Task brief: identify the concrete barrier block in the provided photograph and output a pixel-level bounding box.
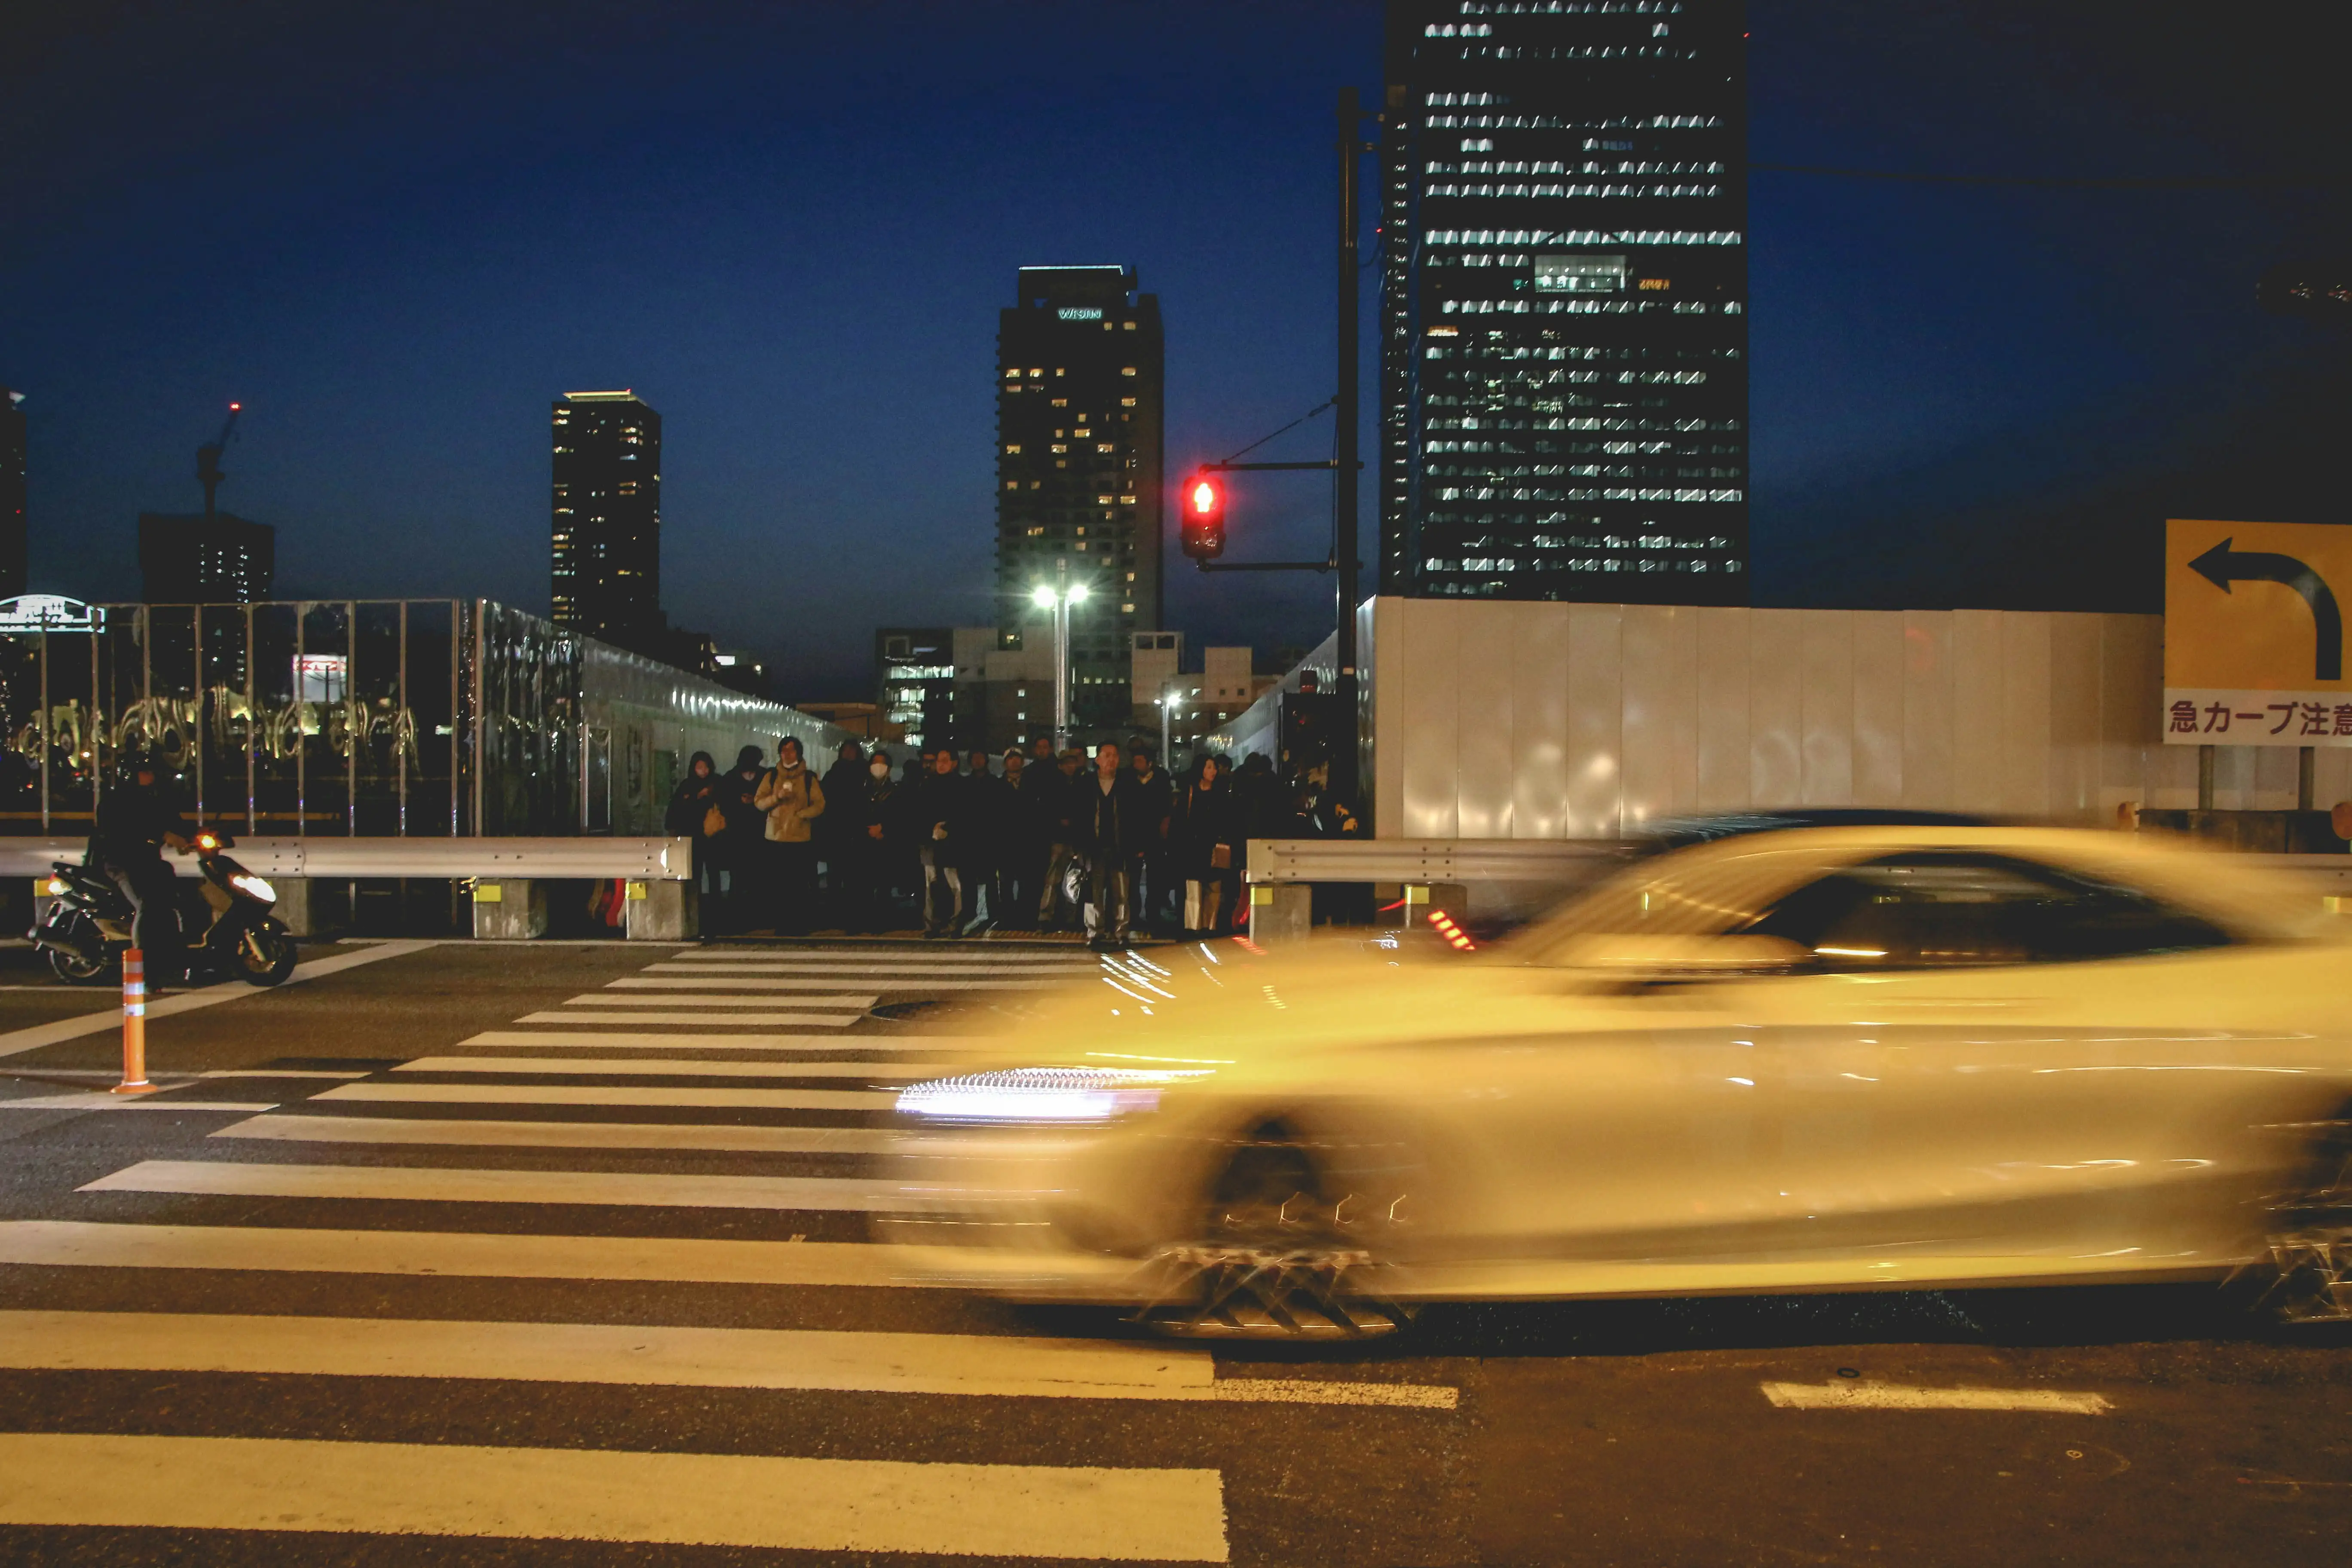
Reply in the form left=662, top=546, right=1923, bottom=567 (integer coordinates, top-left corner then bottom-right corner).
left=471, top=879, right=547, bottom=940
left=1249, top=883, right=1313, bottom=945
left=624, top=879, right=698, bottom=942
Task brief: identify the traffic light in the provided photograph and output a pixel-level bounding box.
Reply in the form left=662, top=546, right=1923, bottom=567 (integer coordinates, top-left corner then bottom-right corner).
left=1181, top=472, right=1226, bottom=561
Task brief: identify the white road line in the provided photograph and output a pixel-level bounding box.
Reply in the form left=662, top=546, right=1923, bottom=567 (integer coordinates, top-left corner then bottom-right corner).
left=198, top=1069, right=373, bottom=1079
left=0, top=940, right=435, bottom=1061
left=563, top=992, right=876, bottom=1008
left=0, top=1309, right=1454, bottom=1409
left=0, top=1432, right=1231, bottom=1561
left=608, top=976, right=1076, bottom=992
left=459, top=1031, right=988, bottom=1052
left=313, top=1081, right=894, bottom=1110
left=211, top=1115, right=899, bottom=1155
left=670, top=951, right=1089, bottom=965
left=646, top=961, right=1100, bottom=975
left=0, top=1219, right=955, bottom=1288
left=1760, top=1380, right=2112, bottom=1414
left=0, top=1095, right=279, bottom=1113
left=396, top=1056, right=956, bottom=1080
left=81, top=1159, right=917, bottom=1213
left=516, top=1010, right=861, bottom=1026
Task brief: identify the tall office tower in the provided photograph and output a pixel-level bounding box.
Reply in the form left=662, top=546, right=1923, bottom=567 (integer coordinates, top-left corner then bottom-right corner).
left=0, top=389, right=25, bottom=597
left=551, top=390, right=662, bottom=646
left=137, top=511, right=274, bottom=602
left=994, top=266, right=1165, bottom=730
left=1381, top=0, right=1748, bottom=604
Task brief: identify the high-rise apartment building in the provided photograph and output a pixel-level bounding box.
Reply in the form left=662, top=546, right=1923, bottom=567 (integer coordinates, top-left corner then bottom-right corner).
left=0, top=389, right=25, bottom=597
left=1381, top=0, right=1748, bottom=604
left=137, top=511, right=274, bottom=603
left=551, top=390, right=662, bottom=645
left=994, top=266, right=1165, bottom=730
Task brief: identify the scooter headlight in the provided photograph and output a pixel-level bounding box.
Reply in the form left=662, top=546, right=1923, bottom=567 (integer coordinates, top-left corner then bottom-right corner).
left=43, top=876, right=67, bottom=897
left=227, top=873, right=276, bottom=903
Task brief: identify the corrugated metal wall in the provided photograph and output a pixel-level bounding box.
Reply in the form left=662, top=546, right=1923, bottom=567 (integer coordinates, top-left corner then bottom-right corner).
left=1360, top=599, right=2352, bottom=839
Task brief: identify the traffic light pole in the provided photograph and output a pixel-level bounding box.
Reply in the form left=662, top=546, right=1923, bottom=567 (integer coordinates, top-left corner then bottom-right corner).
left=1332, top=84, right=1363, bottom=811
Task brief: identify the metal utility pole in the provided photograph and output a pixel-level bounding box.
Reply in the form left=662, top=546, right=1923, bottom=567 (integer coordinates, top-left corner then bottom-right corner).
left=1333, top=86, right=1363, bottom=809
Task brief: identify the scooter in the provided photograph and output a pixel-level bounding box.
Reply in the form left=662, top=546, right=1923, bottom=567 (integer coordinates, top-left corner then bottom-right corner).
left=30, top=828, right=299, bottom=988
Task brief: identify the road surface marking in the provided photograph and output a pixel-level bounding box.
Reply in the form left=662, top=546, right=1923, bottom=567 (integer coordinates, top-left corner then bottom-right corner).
left=395, top=1056, right=957, bottom=1079
left=0, top=1095, right=278, bottom=1113
left=0, top=940, right=435, bottom=1061
left=211, top=1114, right=900, bottom=1155
left=1760, top=1380, right=2112, bottom=1414
left=0, top=1432, right=1230, bottom=1561
left=468, top=1029, right=987, bottom=1050
left=515, top=1010, right=861, bottom=1026
left=563, top=992, right=876, bottom=1008
left=645, top=961, right=1100, bottom=975
left=0, top=1309, right=1452, bottom=1408
left=313, top=1081, right=896, bottom=1109
left=608, top=976, right=1080, bottom=992
left=669, top=951, right=1090, bottom=964
left=83, top=1160, right=916, bottom=1213
left=198, top=1069, right=374, bottom=1078
left=0, top=1219, right=953, bottom=1287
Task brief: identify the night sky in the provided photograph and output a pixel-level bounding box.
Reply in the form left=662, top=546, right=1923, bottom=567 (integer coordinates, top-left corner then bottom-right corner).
left=4, top=1, right=2347, bottom=700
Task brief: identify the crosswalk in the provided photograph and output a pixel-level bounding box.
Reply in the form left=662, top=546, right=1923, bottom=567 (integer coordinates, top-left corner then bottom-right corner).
left=0, top=939, right=1458, bottom=1562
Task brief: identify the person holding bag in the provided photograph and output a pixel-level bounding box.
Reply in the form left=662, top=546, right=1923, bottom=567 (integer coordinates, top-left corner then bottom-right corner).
left=753, top=736, right=827, bottom=935
left=1174, top=754, right=1242, bottom=935
left=665, top=750, right=731, bottom=923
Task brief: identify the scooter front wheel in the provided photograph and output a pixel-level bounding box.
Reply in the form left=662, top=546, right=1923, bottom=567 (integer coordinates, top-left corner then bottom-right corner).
left=234, top=923, right=299, bottom=986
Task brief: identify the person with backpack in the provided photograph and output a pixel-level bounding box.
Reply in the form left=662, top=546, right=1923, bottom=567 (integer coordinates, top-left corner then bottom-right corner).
left=753, top=737, right=826, bottom=935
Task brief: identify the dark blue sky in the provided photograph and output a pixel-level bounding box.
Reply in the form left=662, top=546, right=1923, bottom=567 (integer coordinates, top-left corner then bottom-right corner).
left=5, top=1, right=2346, bottom=698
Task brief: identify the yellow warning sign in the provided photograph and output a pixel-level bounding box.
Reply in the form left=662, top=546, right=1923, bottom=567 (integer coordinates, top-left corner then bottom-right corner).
left=2165, top=518, right=2352, bottom=747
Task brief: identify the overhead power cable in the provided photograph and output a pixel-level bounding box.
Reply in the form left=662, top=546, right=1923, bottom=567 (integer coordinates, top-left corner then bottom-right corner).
left=1221, top=398, right=1337, bottom=465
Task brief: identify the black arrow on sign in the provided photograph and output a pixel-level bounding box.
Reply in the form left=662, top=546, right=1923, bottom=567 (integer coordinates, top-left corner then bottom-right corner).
left=2189, top=539, right=2343, bottom=681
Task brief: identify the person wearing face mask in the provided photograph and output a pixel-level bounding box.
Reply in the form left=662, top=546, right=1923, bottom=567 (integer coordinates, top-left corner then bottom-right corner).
left=753, top=736, right=827, bottom=935
left=859, top=750, right=902, bottom=931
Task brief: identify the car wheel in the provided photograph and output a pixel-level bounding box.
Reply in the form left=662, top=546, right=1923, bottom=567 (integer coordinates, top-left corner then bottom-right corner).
left=1129, top=1119, right=1416, bottom=1341
left=2233, top=1107, right=2352, bottom=1327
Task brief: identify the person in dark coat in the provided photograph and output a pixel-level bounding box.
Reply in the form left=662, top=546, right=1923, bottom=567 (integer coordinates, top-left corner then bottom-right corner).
left=665, top=750, right=727, bottom=920
left=1127, top=744, right=1176, bottom=935
left=1173, top=754, right=1243, bottom=934
left=1035, top=747, right=1087, bottom=932
left=903, top=748, right=974, bottom=937
left=1074, top=739, right=1150, bottom=950
left=858, top=750, right=904, bottom=931
left=92, top=750, right=190, bottom=986
left=711, top=744, right=767, bottom=932
left=959, top=749, right=1012, bottom=931
left=993, top=748, right=1039, bottom=930
left=817, top=741, right=871, bottom=931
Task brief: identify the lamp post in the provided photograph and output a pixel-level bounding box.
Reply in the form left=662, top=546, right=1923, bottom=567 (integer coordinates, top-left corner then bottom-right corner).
left=1031, top=572, right=1090, bottom=750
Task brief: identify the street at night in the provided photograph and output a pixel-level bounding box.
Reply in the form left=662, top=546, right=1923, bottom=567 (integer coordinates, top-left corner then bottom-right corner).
left=0, top=936, right=2348, bottom=1565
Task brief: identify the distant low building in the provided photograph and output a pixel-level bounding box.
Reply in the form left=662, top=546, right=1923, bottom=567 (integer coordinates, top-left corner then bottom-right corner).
left=137, top=511, right=274, bottom=603
left=795, top=700, right=897, bottom=744
left=710, top=650, right=770, bottom=701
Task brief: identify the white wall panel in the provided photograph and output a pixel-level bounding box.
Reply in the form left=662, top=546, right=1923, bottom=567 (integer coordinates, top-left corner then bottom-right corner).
left=1948, top=611, right=2005, bottom=817
left=2000, top=614, right=2054, bottom=818
left=1748, top=610, right=1804, bottom=808
left=2047, top=614, right=2102, bottom=820
left=1661, top=606, right=1703, bottom=817
left=1851, top=612, right=1905, bottom=806
left=1619, top=606, right=1684, bottom=830
left=1799, top=614, right=1856, bottom=807
left=1694, top=608, right=1752, bottom=814
left=1452, top=602, right=1517, bottom=838
left=1510, top=602, right=1571, bottom=839
left=1900, top=612, right=1955, bottom=811
left=1398, top=600, right=1461, bottom=839
left=1563, top=605, right=1623, bottom=836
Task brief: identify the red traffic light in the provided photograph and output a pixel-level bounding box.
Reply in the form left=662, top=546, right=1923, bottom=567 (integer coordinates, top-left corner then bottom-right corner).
left=1181, top=471, right=1226, bottom=561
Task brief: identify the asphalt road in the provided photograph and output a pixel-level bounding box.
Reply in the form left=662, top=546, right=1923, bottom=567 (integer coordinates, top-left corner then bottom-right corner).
left=0, top=934, right=2344, bottom=1565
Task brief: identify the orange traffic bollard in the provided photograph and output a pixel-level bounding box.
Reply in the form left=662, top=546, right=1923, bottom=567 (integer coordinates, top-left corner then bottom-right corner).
left=111, top=947, right=154, bottom=1095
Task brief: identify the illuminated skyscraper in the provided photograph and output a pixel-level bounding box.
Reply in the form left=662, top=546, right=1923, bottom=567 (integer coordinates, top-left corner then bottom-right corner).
left=993, top=266, right=1164, bottom=729
left=1381, top=0, right=1748, bottom=604
left=551, top=390, right=662, bottom=643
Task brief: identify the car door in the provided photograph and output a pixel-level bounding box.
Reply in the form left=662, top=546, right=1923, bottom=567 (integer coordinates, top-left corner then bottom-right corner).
left=1730, top=852, right=2257, bottom=1269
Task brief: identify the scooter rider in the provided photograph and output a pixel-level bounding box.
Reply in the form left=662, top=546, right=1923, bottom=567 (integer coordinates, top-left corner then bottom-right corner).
left=92, top=749, right=190, bottom=989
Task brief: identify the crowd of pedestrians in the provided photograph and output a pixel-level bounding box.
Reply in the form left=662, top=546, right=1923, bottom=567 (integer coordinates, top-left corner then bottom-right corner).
left=665, top=735, right=1360, bottom=949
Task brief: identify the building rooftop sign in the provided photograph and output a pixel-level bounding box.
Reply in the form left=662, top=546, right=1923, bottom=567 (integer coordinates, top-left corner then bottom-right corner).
left=0, top=595, right=105, bottom=633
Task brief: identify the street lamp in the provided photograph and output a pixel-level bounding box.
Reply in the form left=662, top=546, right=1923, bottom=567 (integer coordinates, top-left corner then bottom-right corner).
left=1032, top=574, right=1090, bottom=749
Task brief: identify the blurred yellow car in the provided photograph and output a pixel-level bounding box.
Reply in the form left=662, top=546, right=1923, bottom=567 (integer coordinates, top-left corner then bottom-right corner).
left=888, top=825, right=2352, bottom=1338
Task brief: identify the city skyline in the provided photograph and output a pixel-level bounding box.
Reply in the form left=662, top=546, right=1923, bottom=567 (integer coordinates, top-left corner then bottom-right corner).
left=3, top=3, right=2346, bottom=699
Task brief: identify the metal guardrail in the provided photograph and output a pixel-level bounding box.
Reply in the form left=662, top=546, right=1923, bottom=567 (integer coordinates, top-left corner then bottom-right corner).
left=1246, top=838, right=1630, bottom=885
left=0, top=836, right=694, bottom=881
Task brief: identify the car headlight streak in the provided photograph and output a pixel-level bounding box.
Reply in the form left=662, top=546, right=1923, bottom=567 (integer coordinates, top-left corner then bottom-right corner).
left=896, top=1066, right=1211, bottom=1124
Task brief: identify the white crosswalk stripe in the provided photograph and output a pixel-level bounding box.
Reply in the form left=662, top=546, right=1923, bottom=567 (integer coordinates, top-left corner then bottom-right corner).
left=0, top=941, right=1449, bottom=1562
